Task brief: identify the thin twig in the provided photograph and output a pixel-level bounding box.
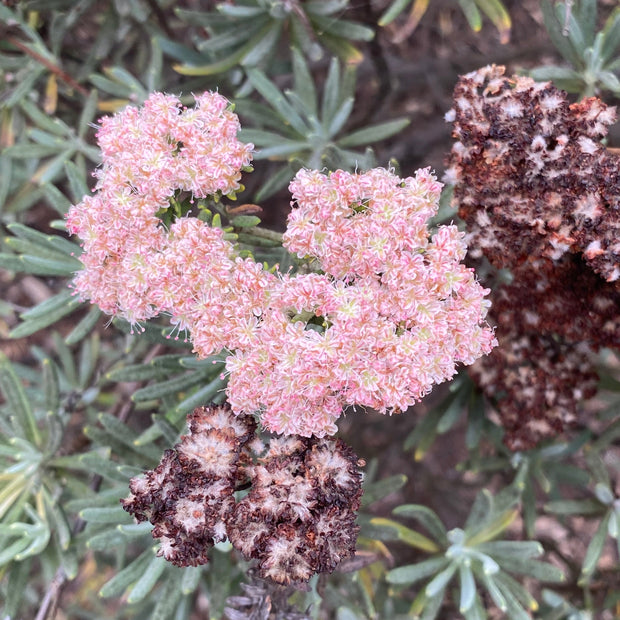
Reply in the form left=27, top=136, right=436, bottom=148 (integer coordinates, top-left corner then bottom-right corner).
left=6, top=35, right=89, bottom=97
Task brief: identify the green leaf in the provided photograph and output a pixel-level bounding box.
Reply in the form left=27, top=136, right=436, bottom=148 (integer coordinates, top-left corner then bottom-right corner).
left=3, top=555, right=32, bottom=617
left=11, top=296, right=81, bottom=338
left=580, top=511, right=612, bottom=582
left=238, top=128, right=292, bottom=146
left=254, top=164, right=295, bottom=202
left=174, top=22, right=274, bottom=76
left=369, top=517, right=440, bottom=553
left=476, top=0, right=511, bottom=43
left=7, top=223, right=79, bottom=257
left=41, top=183, right=72, bottom=216
left=292, top=47, right=317, bottom=117
left=459, top=563, right=476, bottom=612
left=379, top=0, right=413, bottom=26
left=99, top=548, right=155, bottom=598
left=0, top=537, right=32, bottom=567
left=0, top=352, right=39, bottom=445
left=127, top=554, right=168, bottom=603
left=44, top=493, right=71, bottom=551
left=131, top=368, right=213, bottom=402
left=477, top=571, right=507, bottom=613
left=64, top=160, right=90, bottom=203
left=181, top=565, right=203, bottom=595
left=65, top=306, right=102, bottom=345
left=4, top=237, right=70, bottom=263
left=305, top=0, right=349, bottom=16
left=79, top=506, right=131, bottom=524
left=436, top=385, right=470, bottom=434
left=4, top=143, right=63, bottom=159
left=105, top=362, right=169, bottom=382
left=601, top=8, right=620, bottom=65
left=19, top=99, right=69, bottom=136
left=14, top=254, right=82, bottom=276
left=310, top=14, right=374, bottom=42
left=240, top=22, right=282, bottom=67
left=321, top=57, right=342, bottom=126
left=386, top=556, right=449, bottom=585
left=152, top=573, right=183, bottom=620
left=361, top=473, right=407, bottom=507
left=575, top=0, right=598, bottom=46
left=19, top=289, right=74, bottom=320
left=457, top=0, right=482, bottom=31
left=392, top=504, right=448, bottom=547
left=174, top=374, right=227, bottom=417
left=541, top=0, right=582, bottom=67
left=42, top=358, right=60, bottom=413
left=478, top=540, right=542, bottom=560
left=231, top=215, right=261, bottom=228
left=494, top=572, right=537, bottom=617
left=464, top=489, right=493, bottom=533
left=338, top=118, right=409, bottom=148
left=97, top=412, right=162, bottom=461
left=86, top=528, right=129, bottom=550
left=247, top=68, right=310, bottom=136
left=562, top=4, right=588, bottom=55
left=425, top=563, right=457, bottom=597
left=326, top=97, right=354, bottom=137
left=79, top=451, right=131, bottom=482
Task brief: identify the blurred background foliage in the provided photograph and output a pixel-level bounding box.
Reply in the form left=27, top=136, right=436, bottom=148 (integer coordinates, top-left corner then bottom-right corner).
left=1, top=0, right=619, bottom=619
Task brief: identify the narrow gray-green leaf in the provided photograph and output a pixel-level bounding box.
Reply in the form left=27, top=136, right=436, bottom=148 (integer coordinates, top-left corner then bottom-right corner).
left=127, top=555, right=167, bottom=603
left=386, top=556, right=449, bottom=585
left=338, top=118, right=409, bottom=148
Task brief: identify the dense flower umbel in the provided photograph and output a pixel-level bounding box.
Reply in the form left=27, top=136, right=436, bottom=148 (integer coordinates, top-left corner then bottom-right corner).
left=66, top=91, right=256, bottom=328
left=122, top=405, right=363, bottom=584
left=67, top=92, right=496, bottom=437
left=445, top=66, right=620, bottom=449
left=228, top=168, right=497, bottom=436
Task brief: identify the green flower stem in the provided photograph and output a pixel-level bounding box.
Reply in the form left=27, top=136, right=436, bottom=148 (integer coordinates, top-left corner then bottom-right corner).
left=245, top=226, right=284, bottom=244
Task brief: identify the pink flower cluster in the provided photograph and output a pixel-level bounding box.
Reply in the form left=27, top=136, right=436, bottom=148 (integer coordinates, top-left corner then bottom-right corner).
left=67, top=93, right=496, bottom=437
left=227, top=168, right=496, bottom=436
left=65, top=92, right=258, bottom=332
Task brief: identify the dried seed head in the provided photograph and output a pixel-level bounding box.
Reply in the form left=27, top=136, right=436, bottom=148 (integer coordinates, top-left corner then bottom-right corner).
left=227, top=436, right=363, bottom=585
left=445, top=64, right=620, bottom=283
left=122, top=405, right=364, bottom=582
left=470, top=331, right=598, bottom=450
left=445, top=66, right=620, bottom=448
left=121, top=404, right=256, bottom=567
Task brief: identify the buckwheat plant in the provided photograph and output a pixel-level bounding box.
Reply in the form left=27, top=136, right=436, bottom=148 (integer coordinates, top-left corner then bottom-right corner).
left=64, top=90, right=496, bottom=582
left=66, top=91, right=497, bottom=441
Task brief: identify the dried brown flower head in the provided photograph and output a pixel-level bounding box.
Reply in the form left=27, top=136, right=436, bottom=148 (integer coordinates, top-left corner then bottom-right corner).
left=445, top=64, right=619, bottom=283
left=445, top=65, right=620, bottom=449
left=469, top=331, right=598, bottom=451
left=227, top=436, right=363, bottom=585
left=122, top=406, right=364, bottom=584
left=121, top=404, right=257, bottom=566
